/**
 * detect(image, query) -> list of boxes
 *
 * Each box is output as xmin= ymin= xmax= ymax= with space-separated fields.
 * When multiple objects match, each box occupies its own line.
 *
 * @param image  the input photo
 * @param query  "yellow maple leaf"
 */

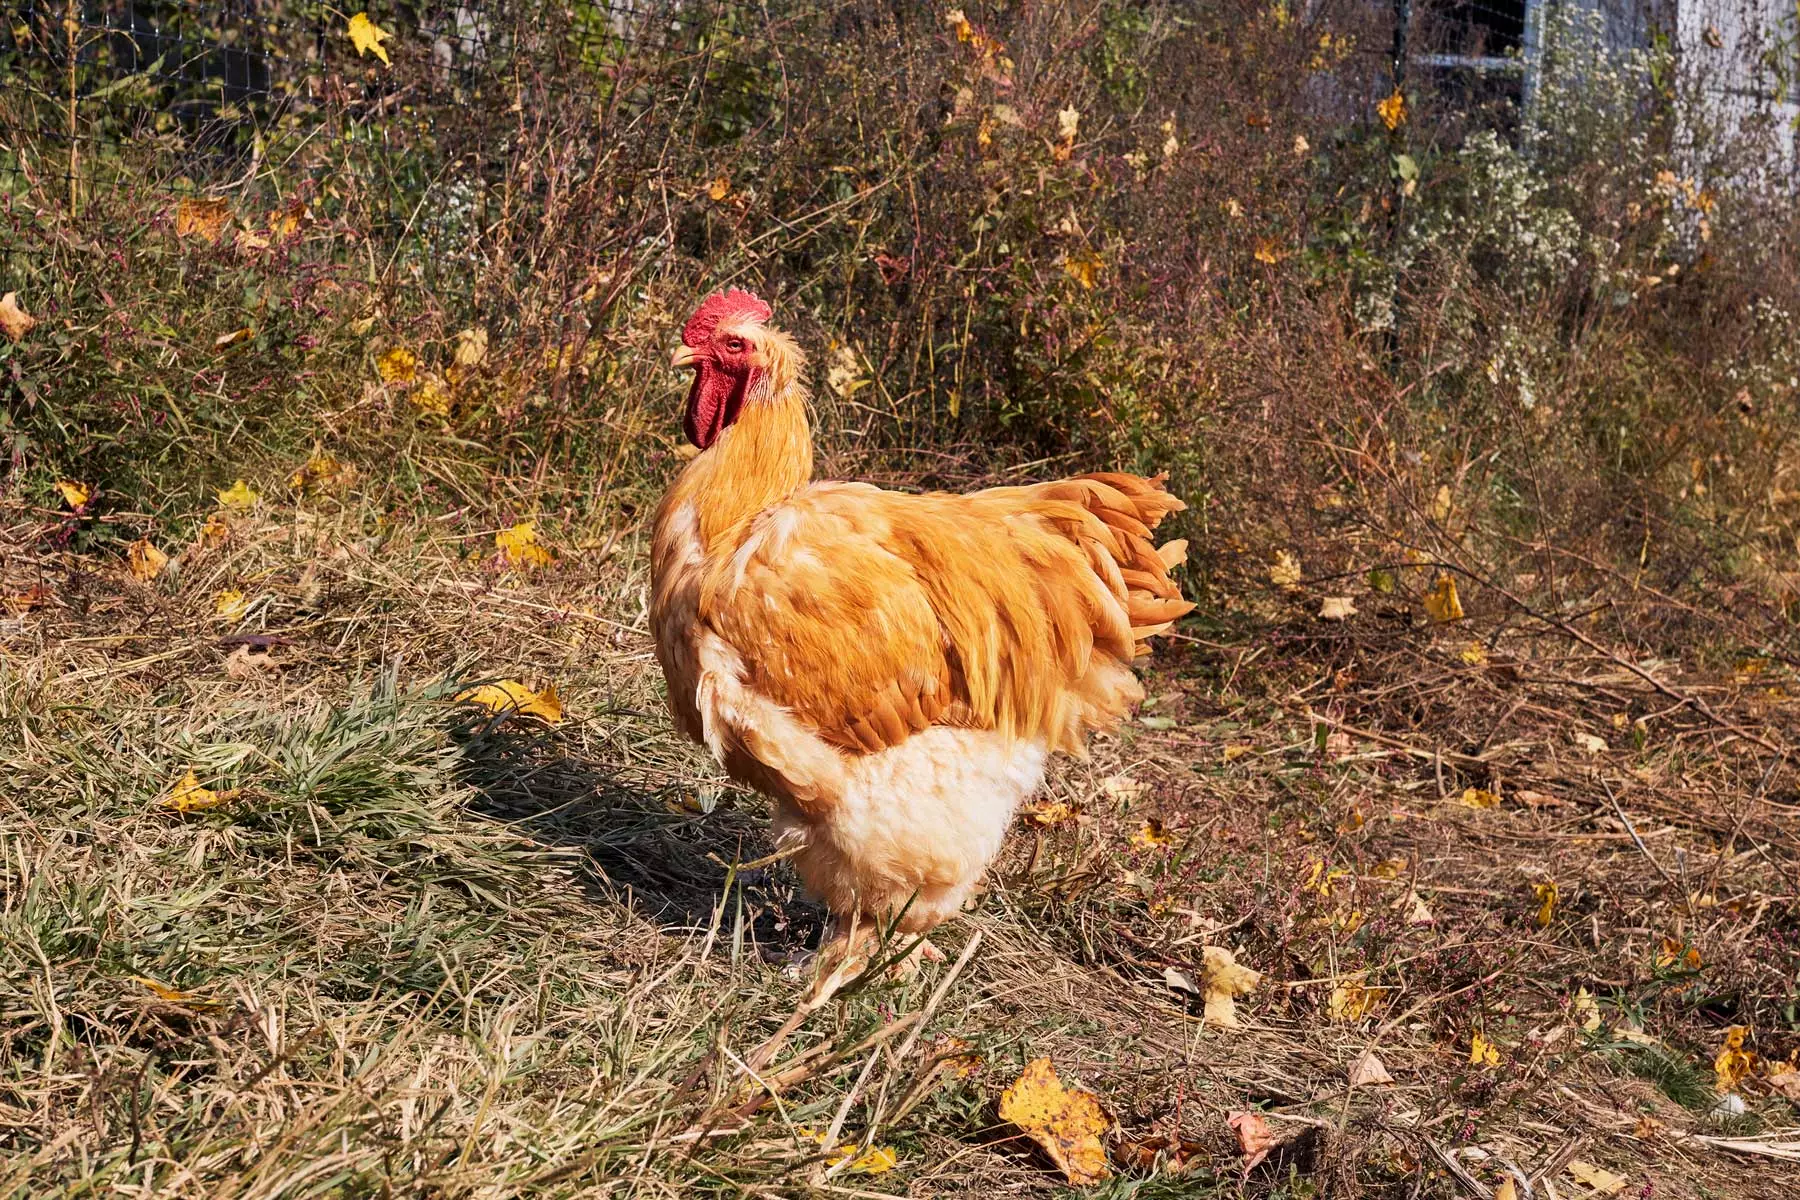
xmin=1469 ymin=1031 xmax=1501 ymax=1068
xmin=1459 ymin=787 xmax=1500 ymax=809
xmin=1377 ymin=88 xmax=1407 ymax=131
xmin=1428 ymin=483 xmax=1453 ymax=523
xmin=705 ymin=175 xmax=731 ymax=201
xmin=54 ymin=480 xmax=90 ymax=509
xmin=1253 ymin=239 xmax=1283 ymax=265
xmin=1021 ymin=800 xmax=1075 ymax=828
xmin=1063 ymin=249 xmax=1103 ymax=290
xmin=196 ymin=512 xmax=230 ymax=548
xmin=289 ymin=449 xmax=348 ymax=492
xmin=1222 ymin=742 xmax=1254 ymax=762
xmin=127 ymin=539 xmax=169 ymax=582
xmin=997 ymin=1057 xmax=1111 ymax=1185
xmin=1532 ymin=879 xmax=1559 ymax=928
xmin=1458 ymin=641 xmax=1488 ymax=665
xmin=1269 ymin=549 xmax=1303 ymax=587
xmin=945 ymin=7 xmax=974 ymax=42
xmin=377 ymin=345 xmax=418 ymax=385
xmin=1565 ymin=1160 xmax=1628 ymax=1196
xmin=1131 ymin=818 xmax=1172 ymax=849
xmin=1573 ymin=987 xmax=1602 ymax=1032
xmin=1328 ymin=975 xmax=1380 ymax=1022
xmin=1655 ymin=935 xmax=1701 ymax=970
xmin=412 ymin=374 xmax=452 ymax=417
xmin=162 ymin=769 xmax=235 ymax=813
xmin=217 ymin=479 xmax=258 ymax=509
xmin=174 ymin=197 xmax=231 ymax=241
xmin=1371 ymin=857 xmax=1408 ymax=880
xmin=1200 ymin=944 xmax=1261 ymax=1028
xmin=1423 ymin=573 xmax=1464 ymax=622
xmin=0 ymin=291 xmax=37 ymax=342
xmin=1714 ymin=1025 xmax=1755 ymax=1092
xmin=346 ymin=12 xmax=392 ymax=64
xmin=214 ymin=589 xmax=249 ymax=622
xmin=455 ymin=679 xmax=564 ymax=725
xmin=795 ymin=1127 xmax=899 ymax=1174
xmin=495 ymin=521 xmax=556 ymax=568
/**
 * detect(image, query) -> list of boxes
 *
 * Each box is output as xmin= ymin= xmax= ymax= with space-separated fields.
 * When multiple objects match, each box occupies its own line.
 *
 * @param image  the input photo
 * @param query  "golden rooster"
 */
xmin=651 ymin=289 xmax=1192 ymax=993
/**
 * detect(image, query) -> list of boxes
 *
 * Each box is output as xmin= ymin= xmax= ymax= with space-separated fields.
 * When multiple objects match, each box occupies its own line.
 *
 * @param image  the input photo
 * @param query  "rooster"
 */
xmin=651 ymin=289 xmax=1193 ymax=996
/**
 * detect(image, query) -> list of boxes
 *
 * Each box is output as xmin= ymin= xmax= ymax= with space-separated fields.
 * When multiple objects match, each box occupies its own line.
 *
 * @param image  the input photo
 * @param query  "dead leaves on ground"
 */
xmin=455 ymin=679 xmax=563 ymax=725
xmin=998 ymin=1057 xmax=1111 ymax=1185
xmin=162 ymin=769 xmax=236 ymax=813
xmin=496 ymin=521 xmax=556 ymax=569
xmin=127 ymin=538 xmax=169 ymax=582
xmin=0 ymin=292 xmax=36 ymax=342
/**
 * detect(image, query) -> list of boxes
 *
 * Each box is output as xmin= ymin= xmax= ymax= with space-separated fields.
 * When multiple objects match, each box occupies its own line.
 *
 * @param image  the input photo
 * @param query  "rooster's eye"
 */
xmin=725 ymin=338 xmax=745 ymax=352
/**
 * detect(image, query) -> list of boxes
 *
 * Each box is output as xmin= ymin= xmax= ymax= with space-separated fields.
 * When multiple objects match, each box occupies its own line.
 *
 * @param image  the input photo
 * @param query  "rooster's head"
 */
xmin=671 ymin=288 xmax=778 ymax=450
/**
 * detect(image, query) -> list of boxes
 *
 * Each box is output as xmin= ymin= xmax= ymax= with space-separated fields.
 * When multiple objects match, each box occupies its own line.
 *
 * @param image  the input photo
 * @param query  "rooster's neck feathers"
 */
xmin=668 ymin=325 xmax=813 ymax=553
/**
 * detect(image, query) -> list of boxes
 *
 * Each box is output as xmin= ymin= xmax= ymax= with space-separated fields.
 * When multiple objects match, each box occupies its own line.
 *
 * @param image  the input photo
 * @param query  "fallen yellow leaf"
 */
xmin=1021 ymin=800 xmax=1075 ymax=828
xmin=1328 ymin=975 xmax=1380 ymax=1022
xmin=1200 ymin=944 xmax=1261 ymax=1028
xmin=1423 ymin=573 xmax=1464 ymax=622
xmin=1428 ymin=484 xmax=1453 ymax=523
xmin=214 ymin=589 xmax=250 ymax=622
xmin=1458 ymin=641 xmax=1488 ymax=665
xmin=1222 ymin=742 xmax=1254 ymax=762
xmin=455 ymin=679 xmax=563 ymax=725
xmin=289 ymin=449 xmax=349 ymax=492
xmin=412 ymin=374 xmax=452 ymax=417
xmin=1469 ymin=1031 xmax=1501 ymax=1068
xmin=1253 ymin=239 xmax=1283 ymax=265
xmin=1532 ymin=879 xmax=1559 ymax=927
xmin=1768 ymin=1061 xmax=1800 ymax=1101
xmin=1377 ymin=88 xmax=1407 ymax=131
xmin=706 ymin=175 xmax=731 ymax=201
xmin=377 ymin=345 xmax=418 ymax=384
xmin=346 ymin=11 xmax=392 ymax=63
xmin=0 ymin=291 xmax=37 ymax=342
xmin=496 ymin=521 xmax=556 ymax=569
xmin=1063 ymin=249 xmax=1103 ymax=290
xmin=217 ymin=479 xmax=258 ymax=509
xmin=1459 ymin=787 xmax=1500 ymax=809
xmin=1574 ymin=987 xmax=1602 ymax=1032
xmin=54 ymin=480 xmax=90 ymax=508
xmin=162 ymin=769 xmax=235 ymax=813
xmin=1269 ymin=549 xmax=1302 ymax=587
xmin=1371 ymin=857 xmax=1408 ymax=880
xmin=132 ymin=975 xmax=198 ymax=1003
xmin=1565 ymin=1160 xmax=1628 ymax=1196
xmin=795 ymin=1127 xmax=898 ymax=1174
xmin=1715 ymin=1025 xmax=1755 ymax=1092
xmin=997 ymin=1057 xmax=1111 ymax=1185
xmin=214 ymin=326 xmax=254 ymax=349
xmin=1494 ymin=1177 xmax=1519 ymax=1200
xmin=1132 ymin=818 xmax=1172 ymax=849
xmin=127 ymin=539 xmax=169 ymax=582
xmin=174 ymin=196 xmax=231 ymax=240
xmin=454 ymin=327 xmax=489 ymax=367
xmin=1656 ymin=935 xmax=1701 ymax=970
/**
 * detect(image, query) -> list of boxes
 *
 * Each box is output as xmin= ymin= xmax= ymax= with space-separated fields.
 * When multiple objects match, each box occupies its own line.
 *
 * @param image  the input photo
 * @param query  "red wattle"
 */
xmin=684 ymin=366 xmax=755 ymax=449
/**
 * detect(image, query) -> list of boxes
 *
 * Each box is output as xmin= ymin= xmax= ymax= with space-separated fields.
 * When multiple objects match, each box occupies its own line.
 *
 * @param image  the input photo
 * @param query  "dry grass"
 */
xmin=3 ymin=472 xmax=1799 ymax=1200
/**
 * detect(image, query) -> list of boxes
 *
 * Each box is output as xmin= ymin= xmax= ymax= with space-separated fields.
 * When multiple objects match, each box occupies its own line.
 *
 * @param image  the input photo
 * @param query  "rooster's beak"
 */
xmin=670 ymin=344 xmax=697 ymax=369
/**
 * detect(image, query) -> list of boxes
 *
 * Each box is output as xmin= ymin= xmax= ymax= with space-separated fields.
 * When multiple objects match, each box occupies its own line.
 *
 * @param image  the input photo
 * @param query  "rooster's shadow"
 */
xmin=453 ymin=720 xmax=825 ymax=955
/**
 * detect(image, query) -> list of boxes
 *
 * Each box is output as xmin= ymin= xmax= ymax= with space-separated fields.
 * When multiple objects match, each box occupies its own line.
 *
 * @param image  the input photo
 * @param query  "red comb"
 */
xmin=682 ymin=288 xmax=772 ymax=347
